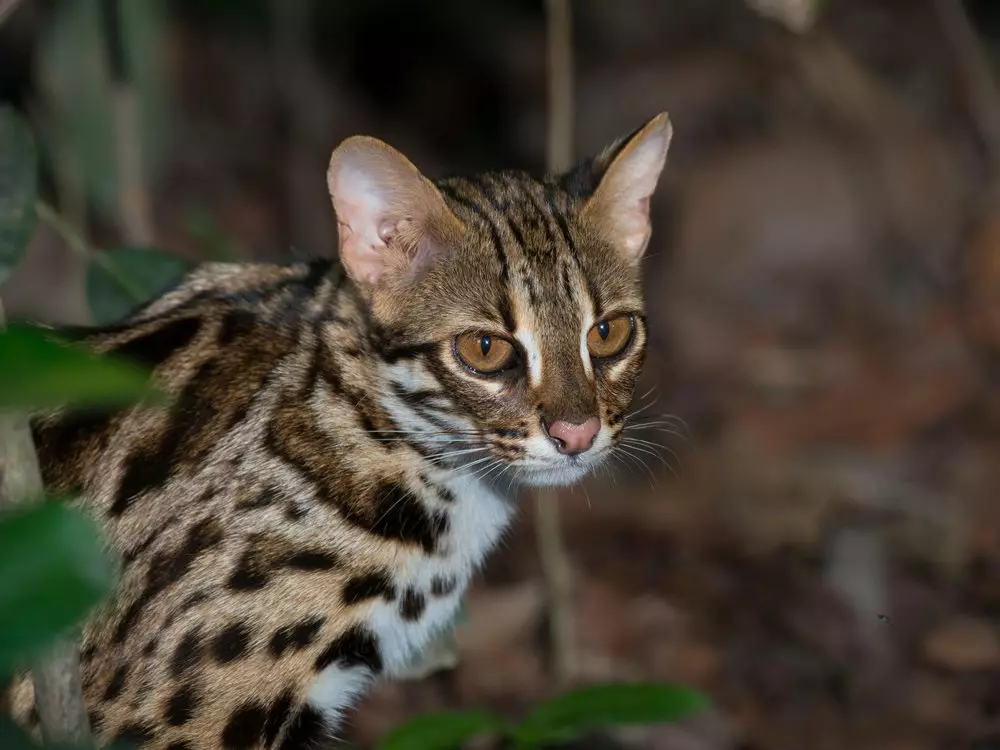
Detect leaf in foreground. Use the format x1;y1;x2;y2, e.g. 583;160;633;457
0;106;38;283
86;246;190;325
0;502;114;671
0;323;165;411
377;710;504;750
510;682;710;748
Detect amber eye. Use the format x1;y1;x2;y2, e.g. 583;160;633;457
586;315;633;359
455;332;518;374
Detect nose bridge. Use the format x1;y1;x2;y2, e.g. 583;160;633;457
537;335;597;425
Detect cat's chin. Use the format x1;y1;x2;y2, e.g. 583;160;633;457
513;463;591;488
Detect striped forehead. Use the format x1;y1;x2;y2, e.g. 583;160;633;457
437;173;598;386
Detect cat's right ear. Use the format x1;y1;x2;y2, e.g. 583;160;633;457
327;137;464;288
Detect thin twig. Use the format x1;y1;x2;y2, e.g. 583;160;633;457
931;0;1000;170
537;0;577;687
0;300;92;745
99;0;155;246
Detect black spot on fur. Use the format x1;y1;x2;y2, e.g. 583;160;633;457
236;486;280;512
112;317;202;369
142;639;157;657
284;550;339;571
227;546;271;591
369;482;449;553
165;683;200;726
343;571;396;605
180;589;212;612
146;518;224;595
263;688;295;746
221;701;268;749
165;743;193;750
269;617;324;658
88;710;103;732
170;628;203;677
102;664;128;701
113;519;223;644
314;624;382;673
399;588;426;621
213;621;251;663
112;723;155;746
430;575;458;597
277;706;325;750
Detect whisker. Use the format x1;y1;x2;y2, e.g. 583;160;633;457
621;435;682;471
620;438;678;480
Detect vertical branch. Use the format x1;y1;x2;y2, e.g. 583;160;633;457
537;0;576;687
0;301;92;745
931;0;1000;171
99;0;155;246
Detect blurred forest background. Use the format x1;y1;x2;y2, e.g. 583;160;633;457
4;0;1000;748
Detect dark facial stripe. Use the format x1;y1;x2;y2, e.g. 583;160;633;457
437;182;511;285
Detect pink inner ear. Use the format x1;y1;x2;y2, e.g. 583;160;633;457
331;165;397;285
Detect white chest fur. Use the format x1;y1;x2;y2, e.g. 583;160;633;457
307;471;514;722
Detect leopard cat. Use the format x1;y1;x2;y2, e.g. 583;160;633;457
6;112;672;749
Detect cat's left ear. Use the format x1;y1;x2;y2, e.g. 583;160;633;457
580;112;672;263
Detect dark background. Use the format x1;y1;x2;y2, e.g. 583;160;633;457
4;1;1000;748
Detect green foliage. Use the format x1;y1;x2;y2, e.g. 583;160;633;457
0;323;166;412
509;682;710;748
86;247;190;325
377;710;504;750
0;502;115;674
378;682;709;750
0;107;37;284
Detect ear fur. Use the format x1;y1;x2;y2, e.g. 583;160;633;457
327;136;463;287
581;112;672;262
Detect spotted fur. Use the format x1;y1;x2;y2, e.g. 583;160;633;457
6;113;672;749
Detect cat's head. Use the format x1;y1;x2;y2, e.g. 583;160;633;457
328;114;671;487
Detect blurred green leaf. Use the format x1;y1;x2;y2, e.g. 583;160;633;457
0;323;165;411
377;710;504;750
35;0;168;217
0;106;38;283
86;247;190;325
0;719;41;750
510;683;709;748
0;502;115;672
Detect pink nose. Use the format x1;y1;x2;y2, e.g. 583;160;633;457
545;417;601;455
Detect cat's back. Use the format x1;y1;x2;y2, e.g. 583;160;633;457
32;258;358;502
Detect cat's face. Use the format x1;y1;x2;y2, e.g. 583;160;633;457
329;114;671;487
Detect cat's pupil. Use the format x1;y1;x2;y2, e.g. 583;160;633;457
597;321;610;340
480;335;491;356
